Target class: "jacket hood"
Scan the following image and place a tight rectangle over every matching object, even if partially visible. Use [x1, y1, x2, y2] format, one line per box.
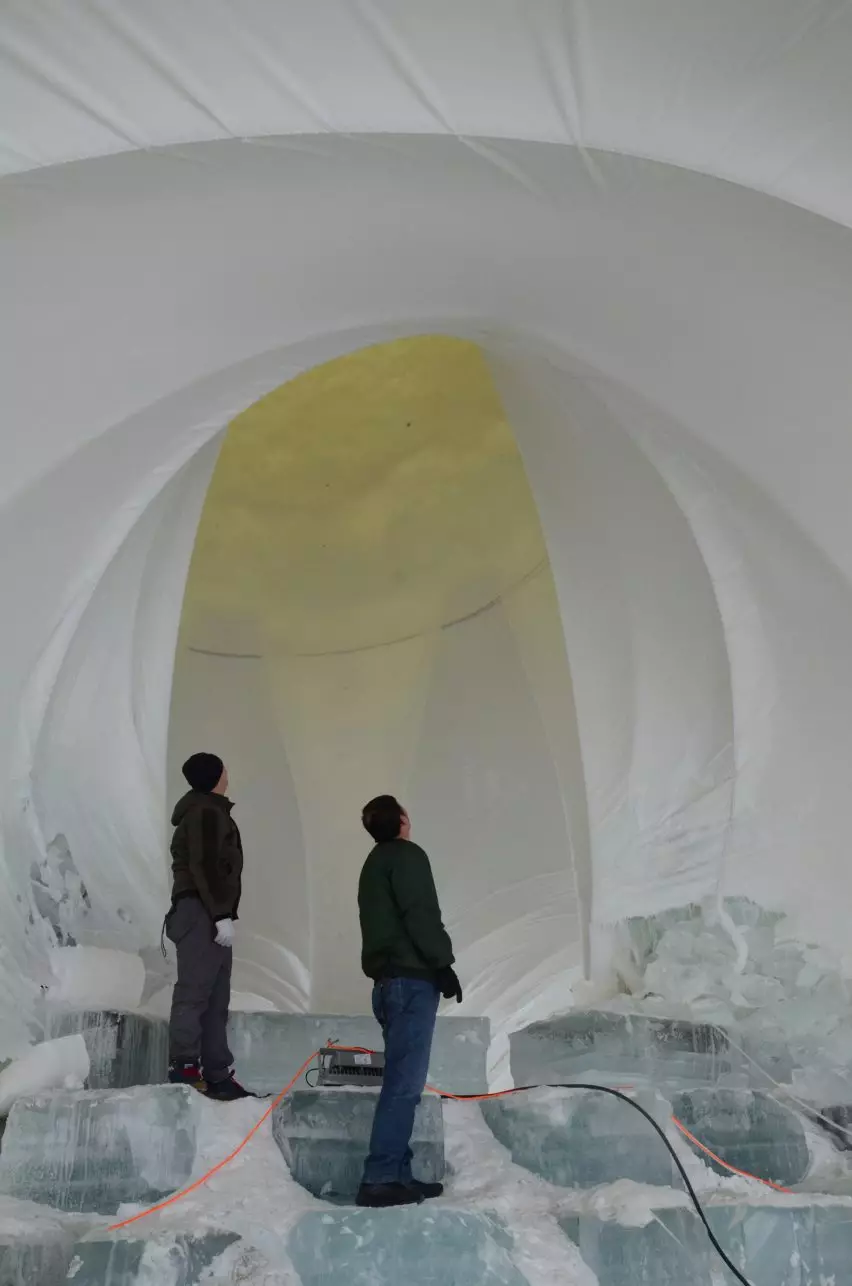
[171, 790, 232, 826]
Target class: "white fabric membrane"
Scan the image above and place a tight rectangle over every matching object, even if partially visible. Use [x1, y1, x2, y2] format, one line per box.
[4, 1, 852, 1059]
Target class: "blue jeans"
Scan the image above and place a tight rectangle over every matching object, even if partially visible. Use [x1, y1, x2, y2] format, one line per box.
[362, 977, 440, 1187]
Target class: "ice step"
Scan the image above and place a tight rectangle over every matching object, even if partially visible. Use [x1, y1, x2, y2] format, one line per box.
[62, 1232, 241, 1285]
[814, 1103, 852, 1152]
[272, 1089, 444, 1199]
[671, 1088, 811, 1187]
[0, 1085, 199, 1215]
[289, 1207, 530, 1285]
[229, 1012, 490, 1097]
[43, 1010, 168, 1089]
[0, 1231, 74, 1286]
[481, 1087, 678, 1188]
[561, 1202, 852, 1285]
[510, 1010, 736, 1087]
[37, 1009, 490, 1095]
[482, 1084, 813, 1192]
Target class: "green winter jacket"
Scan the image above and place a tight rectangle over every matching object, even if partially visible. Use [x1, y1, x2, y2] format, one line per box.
[170, 791, 243, 922]
[358, 838, 454, 981]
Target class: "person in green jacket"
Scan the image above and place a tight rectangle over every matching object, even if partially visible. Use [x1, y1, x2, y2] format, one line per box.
[356, 795, 462, 1208]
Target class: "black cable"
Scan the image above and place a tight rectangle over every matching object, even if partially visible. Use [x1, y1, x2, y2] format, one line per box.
[304, 1067, 320, 1088]
[443, 1083, 754, 1286]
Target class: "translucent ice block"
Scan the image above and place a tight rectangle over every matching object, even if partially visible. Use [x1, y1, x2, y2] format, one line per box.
[562, 1203, 852, 1286]
[480, 1087, 678, 1188]
[228, 1012, 490, 1097]
[64, 1233, 240, 1285]
[815, 1103, 852, 1152]
[737, 1032, 797, 1087]
[671, 1088, 810, 1187]
[622, 903, 704, 967]
[562, 1207, 710, 1285]
[0, 1232, 74, 1286]
[510, 1011, 736, 1088]
[272, 1089, 444, 1198]
[0, 1085, 199, 1215]
[623, 898, 784, 972]
[289, 1207, 529, 1286]
[43, 1010, 168, 1089]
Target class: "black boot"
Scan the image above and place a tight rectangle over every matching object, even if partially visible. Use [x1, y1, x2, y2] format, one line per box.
[204, 1072, 256, 1101]
[406, 1179, 444, 1199]
[168, 1061, 206, 1092]
[356, 1182, 424, 1208]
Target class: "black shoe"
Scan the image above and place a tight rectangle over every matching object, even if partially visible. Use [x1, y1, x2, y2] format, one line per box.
[356, 1182, 424, 1208]
[168, 1062, 206, 1092]
[204, 1073, 255, 1101]
[406, 1179, 444, 1199]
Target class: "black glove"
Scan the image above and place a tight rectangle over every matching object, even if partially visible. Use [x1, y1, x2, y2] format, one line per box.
[437, 966, 463, 1004]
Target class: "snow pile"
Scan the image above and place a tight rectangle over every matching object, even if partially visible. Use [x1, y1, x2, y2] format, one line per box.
[44, 947, 145, 1012]
[611, 898, 852, 1092]
[0, 1035, 89, 1116]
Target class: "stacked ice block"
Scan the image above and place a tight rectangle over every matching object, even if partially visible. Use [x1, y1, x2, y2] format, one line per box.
[43, 1009, 169, 1089]
[0, 1084, 199, 1215]
[228, 1011, 490, 1097]
[0, 1231, 75, 1286]
[670, 1087, 810, 1187]
[62, 1232, 241, 1286]
[480, 1086, 678, 1188]
[288, 1207, 529, 1286]
[561, 1203, 852, 1286]
[2, 895, 852, 1285]
[37, 1009, 490, 1097]
[509, 1010, 736, 1088]
[272, 1089, 444, 1198]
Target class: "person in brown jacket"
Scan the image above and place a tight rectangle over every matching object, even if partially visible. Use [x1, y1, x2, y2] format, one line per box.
[165, 752, 253, 1100]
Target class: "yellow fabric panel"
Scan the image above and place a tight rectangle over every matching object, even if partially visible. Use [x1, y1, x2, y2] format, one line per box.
[183, 336, 548, 656]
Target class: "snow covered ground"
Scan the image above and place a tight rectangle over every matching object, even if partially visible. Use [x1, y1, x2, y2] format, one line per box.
[0, 1079, 847, 1284]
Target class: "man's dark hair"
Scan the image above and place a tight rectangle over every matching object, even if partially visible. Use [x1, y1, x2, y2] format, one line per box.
[362, 795, 404, 843]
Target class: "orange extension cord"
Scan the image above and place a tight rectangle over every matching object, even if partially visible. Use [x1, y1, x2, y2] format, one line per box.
[108, 1045, 789, 1232]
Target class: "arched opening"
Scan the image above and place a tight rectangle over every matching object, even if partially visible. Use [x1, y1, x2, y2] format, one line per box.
[167, 335, 588, 1054]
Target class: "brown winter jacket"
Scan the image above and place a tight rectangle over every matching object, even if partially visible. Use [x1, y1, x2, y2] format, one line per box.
[170, 791, 243, 923]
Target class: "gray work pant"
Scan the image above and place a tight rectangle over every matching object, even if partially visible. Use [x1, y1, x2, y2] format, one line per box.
[166, 896, 233, 1082]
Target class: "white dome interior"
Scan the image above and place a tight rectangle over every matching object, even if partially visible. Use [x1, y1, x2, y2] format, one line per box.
[4, 1, 852, 1060]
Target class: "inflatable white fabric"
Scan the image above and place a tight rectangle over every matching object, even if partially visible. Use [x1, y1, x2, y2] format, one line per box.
[4, 2, 852, 1053]
[44, 946, 145, 1012]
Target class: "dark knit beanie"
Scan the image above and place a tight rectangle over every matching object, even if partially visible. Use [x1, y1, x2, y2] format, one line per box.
[182, 752, 224, 794]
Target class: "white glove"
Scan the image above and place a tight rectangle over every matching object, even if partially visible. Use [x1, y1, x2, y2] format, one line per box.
[215, 918, 235, 948]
